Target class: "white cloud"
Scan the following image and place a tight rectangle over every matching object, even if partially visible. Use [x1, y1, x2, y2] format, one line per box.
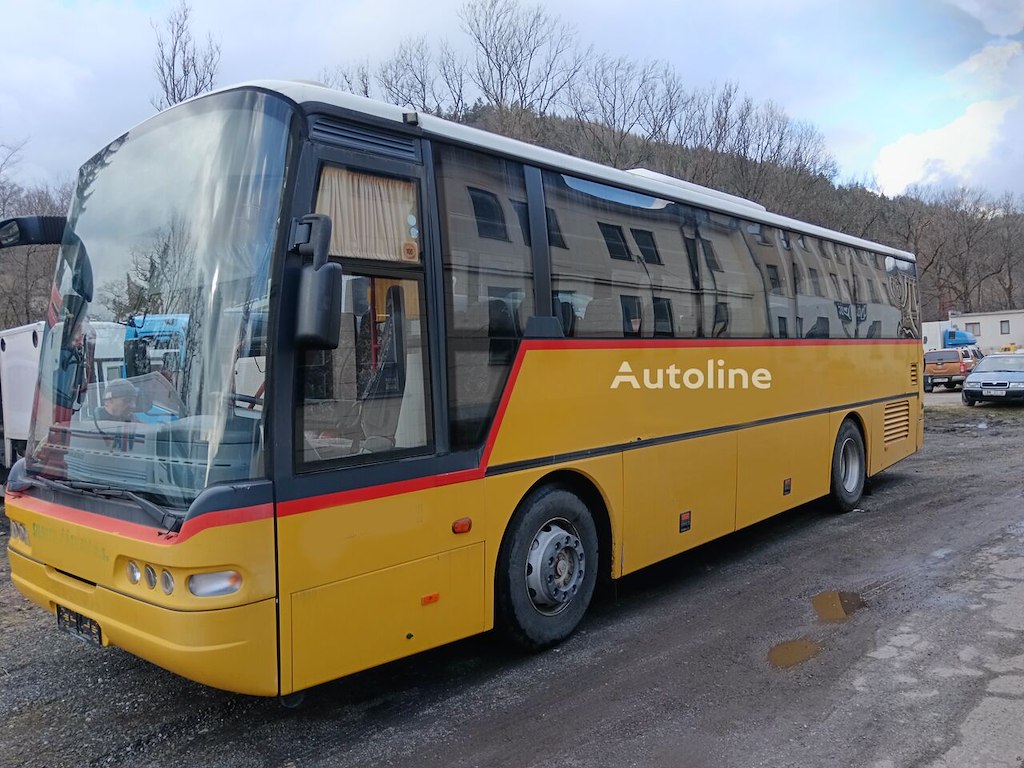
[873, 98, 1016, 194]
[944, 0, 1024, 36]
[947, 40, 1023, 96]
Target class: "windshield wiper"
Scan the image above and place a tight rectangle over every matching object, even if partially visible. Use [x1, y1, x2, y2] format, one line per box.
[25, 476, 184, 532]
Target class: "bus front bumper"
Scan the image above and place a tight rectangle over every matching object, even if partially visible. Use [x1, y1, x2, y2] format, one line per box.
[9, 547, 279, 696]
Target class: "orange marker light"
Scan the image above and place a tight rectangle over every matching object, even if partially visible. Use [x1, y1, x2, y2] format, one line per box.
[451, 517, 472, 534]
[421, 593, 440, 606]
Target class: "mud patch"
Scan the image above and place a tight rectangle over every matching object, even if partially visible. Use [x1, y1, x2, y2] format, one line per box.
[768, 639, 822, 668]
[812, 591, 866, 622]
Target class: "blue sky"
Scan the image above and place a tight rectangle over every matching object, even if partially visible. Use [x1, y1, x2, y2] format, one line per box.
[2, 0, 1022, 198]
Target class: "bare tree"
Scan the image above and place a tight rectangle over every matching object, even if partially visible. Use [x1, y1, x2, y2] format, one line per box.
[319, 62, 374, 98]
[0, 140, 27, 219]
[987, 193, 1024, 310]
[375, 37, 471, 119]
[151, 0, 221, 111]
[564, 55, 670, 168]
[0, 179, 73, 328]
[459, 0, 586, 140]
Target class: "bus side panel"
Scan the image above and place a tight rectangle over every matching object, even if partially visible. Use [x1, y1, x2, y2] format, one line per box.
[289, 543, 485, 691]
[621, 433, 737, 575]
[735, 414, 831, 530]
[277, 482, 488, 694]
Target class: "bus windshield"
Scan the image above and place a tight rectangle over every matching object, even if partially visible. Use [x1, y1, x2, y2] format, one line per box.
[27, 89, 294, 509]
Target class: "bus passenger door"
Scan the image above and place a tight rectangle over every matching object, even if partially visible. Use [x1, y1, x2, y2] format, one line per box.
[275, 152, 487, 694]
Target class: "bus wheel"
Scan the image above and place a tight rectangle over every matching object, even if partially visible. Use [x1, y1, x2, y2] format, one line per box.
[830, 420, 865, 513]
[495, 486, 598, 651]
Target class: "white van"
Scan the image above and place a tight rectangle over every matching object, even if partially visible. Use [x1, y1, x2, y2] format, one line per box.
[0, 322, 44, 469]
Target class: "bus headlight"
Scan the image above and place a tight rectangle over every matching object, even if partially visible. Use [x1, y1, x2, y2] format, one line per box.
[160, 569, 175, 595]
[127, 561, 141, 584]
[188, 570, 242, 597]
[144, 565, 157, 590]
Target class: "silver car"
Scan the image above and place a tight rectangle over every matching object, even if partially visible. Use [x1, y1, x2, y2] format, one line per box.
[961, 354, 1024, 406]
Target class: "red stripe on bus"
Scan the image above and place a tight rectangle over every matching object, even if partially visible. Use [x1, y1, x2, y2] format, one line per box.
[276, 467, 483, 517]
[174, 504, 274, 541]
[518, 337, 923, 351]
[8, 492, 272, 544]
[479, 347, 528, 470]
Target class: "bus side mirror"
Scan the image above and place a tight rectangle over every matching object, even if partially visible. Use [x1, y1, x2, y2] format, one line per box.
[0, 216, 66, 248]
[292, 214, 342, 349]
[0, 216, 93, 302]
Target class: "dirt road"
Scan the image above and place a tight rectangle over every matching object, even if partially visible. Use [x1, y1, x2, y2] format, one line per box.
[3, 403, 1024, 768]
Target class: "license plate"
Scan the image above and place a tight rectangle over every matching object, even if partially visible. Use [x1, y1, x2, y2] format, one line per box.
[983, 389, 1006, 396]
[56, 604, 103, 648]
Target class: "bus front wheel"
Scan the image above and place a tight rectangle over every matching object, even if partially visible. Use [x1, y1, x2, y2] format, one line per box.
[495, 486, 598, 651]
[830, 420, 866, 513]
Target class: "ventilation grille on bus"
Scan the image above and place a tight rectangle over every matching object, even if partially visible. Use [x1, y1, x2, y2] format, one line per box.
[910, 363, 919, 387]
[310, 119, 420, 162]
[883, 400, 911, 444]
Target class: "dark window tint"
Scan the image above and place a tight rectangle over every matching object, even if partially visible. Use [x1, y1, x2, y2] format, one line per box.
[620, 295, 642, 336]
[468, 187, 508, 241]
[512, 200, 568, 250]
[437, 147, 533, 450]
[925, 351, 960, 363]
[701, 238, 722, 271]
[653, 297, 673, 337]
[809, 268, 823, 297]
[598, 222, 631, 261]
[631, 228, 662, 264]
[546, 208, 567, 249]
[511, 199, 531, 246]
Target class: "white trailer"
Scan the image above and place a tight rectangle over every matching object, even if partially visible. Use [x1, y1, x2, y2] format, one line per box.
[0, 322, 44, 468]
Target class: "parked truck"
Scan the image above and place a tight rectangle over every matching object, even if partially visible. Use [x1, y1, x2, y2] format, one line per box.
[939, 327, 977, 348]
[0, 322, 44, 469]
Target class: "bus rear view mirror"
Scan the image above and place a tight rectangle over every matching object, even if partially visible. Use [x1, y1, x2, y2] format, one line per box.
[292, 214, 342, 349]
[0, 215, 66, 248]
[0, 215, 94, 302]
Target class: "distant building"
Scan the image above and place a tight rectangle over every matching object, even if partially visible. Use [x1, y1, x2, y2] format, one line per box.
[923, 309, 1024, 352]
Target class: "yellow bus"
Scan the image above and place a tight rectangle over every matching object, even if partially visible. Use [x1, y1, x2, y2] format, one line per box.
[1, 81, 922, 700]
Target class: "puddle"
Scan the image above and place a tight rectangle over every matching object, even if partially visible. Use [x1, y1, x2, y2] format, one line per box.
[768, 639, 822, 668]
[812, 590, 866, 622]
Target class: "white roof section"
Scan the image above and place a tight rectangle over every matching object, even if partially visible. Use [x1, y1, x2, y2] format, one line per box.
[214, 80, 917, 263]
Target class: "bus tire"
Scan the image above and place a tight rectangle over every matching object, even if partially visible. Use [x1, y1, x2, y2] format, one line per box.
[830, 419, 865, 513]
[495, 486, 598, 651]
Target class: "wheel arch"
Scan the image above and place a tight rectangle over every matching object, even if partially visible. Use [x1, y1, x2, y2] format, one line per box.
[510, 469, 614, 585]
[833, 409, 869, 477]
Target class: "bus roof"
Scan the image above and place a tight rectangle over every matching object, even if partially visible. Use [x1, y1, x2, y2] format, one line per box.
[199, 80, 917, 264]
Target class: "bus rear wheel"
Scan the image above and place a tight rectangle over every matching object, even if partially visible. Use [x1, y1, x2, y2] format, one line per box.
[830, 419, 865, 513]
[495, 486, 598, 651]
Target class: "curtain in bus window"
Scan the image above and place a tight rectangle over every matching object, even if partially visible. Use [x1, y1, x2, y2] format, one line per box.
[316, 167, 420, 262]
